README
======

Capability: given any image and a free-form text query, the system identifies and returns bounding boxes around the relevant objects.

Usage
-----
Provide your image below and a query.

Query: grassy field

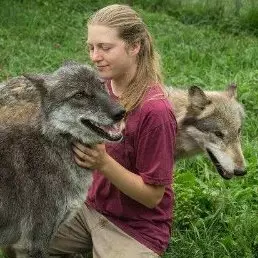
[0,0,257,257]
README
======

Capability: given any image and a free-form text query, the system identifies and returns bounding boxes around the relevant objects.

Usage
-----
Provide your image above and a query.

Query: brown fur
[168,84,245,179]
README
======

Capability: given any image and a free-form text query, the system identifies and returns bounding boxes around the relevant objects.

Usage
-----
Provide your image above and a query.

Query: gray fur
[0,61,125,258]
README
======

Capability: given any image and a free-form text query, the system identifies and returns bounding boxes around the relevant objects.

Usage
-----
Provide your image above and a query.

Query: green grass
[133,0,258,36]
[0,0,258,257]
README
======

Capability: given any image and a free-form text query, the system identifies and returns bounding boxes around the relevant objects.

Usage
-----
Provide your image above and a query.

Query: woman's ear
[128,41,141,56]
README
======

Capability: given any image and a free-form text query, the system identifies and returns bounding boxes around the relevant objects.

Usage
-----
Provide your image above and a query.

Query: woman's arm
[73,142,165,209]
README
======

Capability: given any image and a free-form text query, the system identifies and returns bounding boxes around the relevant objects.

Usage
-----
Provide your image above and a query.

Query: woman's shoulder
[126,84,176,127]
[141,85,172,114]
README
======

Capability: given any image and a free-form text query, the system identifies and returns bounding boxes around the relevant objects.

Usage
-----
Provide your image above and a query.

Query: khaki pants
[49,204,160,258]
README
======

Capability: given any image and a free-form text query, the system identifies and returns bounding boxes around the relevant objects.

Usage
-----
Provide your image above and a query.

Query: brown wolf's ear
[226,83,237,99]
[23,74,47,96]
[187,86,211,115]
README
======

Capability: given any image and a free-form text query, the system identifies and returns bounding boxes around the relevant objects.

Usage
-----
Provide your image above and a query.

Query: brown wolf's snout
[234,169,247,176]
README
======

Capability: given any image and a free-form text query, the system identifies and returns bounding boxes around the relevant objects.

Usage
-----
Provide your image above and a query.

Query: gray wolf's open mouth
[206,149,233,180]
[81,119,123,142]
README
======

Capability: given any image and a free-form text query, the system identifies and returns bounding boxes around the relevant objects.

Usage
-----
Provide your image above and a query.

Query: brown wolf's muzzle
[206,149,233,179]
[234,169,247,176]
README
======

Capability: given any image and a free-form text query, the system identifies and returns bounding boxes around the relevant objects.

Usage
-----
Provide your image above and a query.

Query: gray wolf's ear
[62,60,79,67]
[188,86,211,115]
[23,74,47,96]
[226,83,237,99]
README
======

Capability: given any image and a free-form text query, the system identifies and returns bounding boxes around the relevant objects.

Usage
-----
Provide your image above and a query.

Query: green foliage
[133,0,258,36]
[240,7,258,34]
[0,0,257,257]
[171,157,258,257]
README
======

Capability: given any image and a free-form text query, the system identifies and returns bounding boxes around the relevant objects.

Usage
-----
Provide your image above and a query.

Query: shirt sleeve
[136,100,177,185]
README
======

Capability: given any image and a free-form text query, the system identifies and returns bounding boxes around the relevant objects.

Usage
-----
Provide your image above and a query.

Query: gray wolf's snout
[112,108,126,121]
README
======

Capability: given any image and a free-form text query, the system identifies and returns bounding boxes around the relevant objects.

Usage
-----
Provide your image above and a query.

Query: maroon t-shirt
[86,83,177,255]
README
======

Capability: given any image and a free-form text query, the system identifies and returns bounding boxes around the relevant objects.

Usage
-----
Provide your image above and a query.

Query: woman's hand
[72,142,109,171]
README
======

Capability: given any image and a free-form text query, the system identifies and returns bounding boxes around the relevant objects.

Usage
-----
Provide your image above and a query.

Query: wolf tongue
[100,124,120,134]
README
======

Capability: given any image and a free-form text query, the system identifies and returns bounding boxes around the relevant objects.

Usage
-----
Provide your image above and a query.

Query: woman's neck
[111,65,137,97]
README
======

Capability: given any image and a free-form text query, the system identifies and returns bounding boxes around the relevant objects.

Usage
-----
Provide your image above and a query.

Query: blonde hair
[87,4,164,113]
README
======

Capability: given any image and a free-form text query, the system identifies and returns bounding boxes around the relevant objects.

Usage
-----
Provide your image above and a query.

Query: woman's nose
[91,49,103,62]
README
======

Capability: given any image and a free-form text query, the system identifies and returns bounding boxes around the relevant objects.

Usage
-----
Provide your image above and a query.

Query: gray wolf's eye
[214,131,224,139]
[73,91,90,99]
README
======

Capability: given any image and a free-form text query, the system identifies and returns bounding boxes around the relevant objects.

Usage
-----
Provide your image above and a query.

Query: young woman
[50,4,177,257]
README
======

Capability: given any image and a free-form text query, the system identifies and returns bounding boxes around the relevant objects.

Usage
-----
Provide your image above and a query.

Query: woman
[51,4,177,257]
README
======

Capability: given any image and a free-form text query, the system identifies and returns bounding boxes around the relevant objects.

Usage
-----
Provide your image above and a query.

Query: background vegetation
[0,0,257,257]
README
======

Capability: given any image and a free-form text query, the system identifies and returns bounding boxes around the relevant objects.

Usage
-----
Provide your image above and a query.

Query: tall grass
[132,0,258,36]
[0,0,257,257]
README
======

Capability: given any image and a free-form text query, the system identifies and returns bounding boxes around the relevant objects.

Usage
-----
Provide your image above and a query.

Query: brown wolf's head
[170,84,246,179]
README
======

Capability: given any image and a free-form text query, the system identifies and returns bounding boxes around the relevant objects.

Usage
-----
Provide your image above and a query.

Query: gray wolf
[0,61,125,258]
[168,84,246,179]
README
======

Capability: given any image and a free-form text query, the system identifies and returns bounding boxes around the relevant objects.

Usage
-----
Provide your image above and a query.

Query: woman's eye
[214,131,224,139]
[102,46,111,51]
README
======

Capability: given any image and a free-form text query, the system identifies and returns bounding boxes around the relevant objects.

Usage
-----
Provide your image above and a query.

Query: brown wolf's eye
[214,131,224,139]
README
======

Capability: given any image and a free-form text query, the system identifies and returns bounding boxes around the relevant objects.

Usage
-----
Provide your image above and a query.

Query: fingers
[72,143,97,160]
[73,155,92,169]
[72,142,106,170]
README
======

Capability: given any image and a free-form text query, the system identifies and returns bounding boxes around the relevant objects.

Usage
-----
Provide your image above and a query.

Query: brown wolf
[168,84,246,179]
[0,61,125,258]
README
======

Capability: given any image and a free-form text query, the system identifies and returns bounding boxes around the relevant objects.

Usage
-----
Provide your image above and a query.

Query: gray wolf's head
[180,84,245,179]
[24,61,125,145]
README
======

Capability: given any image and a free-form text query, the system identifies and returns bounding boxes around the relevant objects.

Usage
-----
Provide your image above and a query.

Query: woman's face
[87,25,138,80]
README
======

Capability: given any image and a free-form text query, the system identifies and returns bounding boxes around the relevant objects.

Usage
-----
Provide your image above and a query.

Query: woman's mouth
[97,65,109,71]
